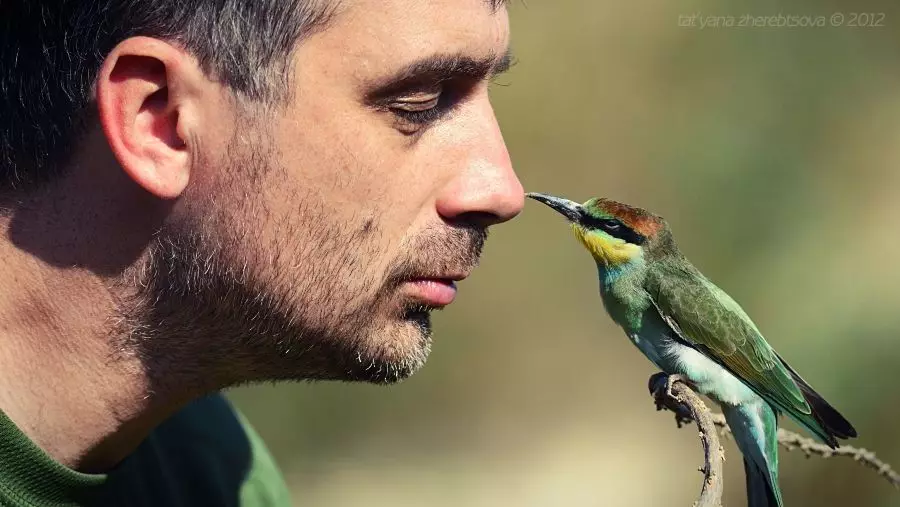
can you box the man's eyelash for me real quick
[383,77,486,129]
[391,103,450,125]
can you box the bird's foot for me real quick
[649,373,694,428]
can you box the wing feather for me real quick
[644,261,810,419]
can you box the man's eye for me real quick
[387,87,454,130]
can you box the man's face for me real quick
[128,0,522,387]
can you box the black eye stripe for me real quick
[579,214,646,245]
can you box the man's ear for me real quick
[96,37,203,199]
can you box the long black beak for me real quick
[525,192,583,223]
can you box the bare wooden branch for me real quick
[649,373,724,507]
[650,372,900,507]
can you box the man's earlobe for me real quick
[96,37,199,199]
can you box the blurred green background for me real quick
[229,0,900,505]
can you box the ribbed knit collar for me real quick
[0,409,107,506]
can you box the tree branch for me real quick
[649,373,900,507]
[649,373,724,507]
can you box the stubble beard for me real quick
[110,126,487,397]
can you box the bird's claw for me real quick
[648,372,669,396]
[665,374,687,399]
[649,373,694,427]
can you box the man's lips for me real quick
[403,276,466,307]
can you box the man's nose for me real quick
[435,103,524,228]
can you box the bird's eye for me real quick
[601,219,622,232]
[582,215,647,245]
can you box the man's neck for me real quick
[0,211,188,474]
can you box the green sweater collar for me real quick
[0,409,107,506]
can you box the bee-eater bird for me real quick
[526,192,857,507]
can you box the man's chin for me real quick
[342,310,434,385]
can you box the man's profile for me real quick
[0,0,522,504]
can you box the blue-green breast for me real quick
[596,258,652,333]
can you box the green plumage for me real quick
[526,191,858,507]
[644,257,821,438]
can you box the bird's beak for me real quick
[525,192,584,223]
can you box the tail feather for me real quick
[745,458,782,507]
[775,352,857,447]
[723,403,783,507]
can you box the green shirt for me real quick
[0,394,291,506]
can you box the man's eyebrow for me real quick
[364,48,515,98]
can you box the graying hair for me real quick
[0,0,333,192]
[0,0,509,193]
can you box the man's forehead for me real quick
[311,0,510,75]
[337,0,508,20]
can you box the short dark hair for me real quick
[0,0,336,192]
[0,0,508,193]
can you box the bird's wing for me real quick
[644,261,811,419]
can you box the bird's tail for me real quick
[775,351,857,448]
[744,457,781,507]
[723,402,784,507]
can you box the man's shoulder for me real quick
[132,393,292,506]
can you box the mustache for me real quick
[384,224,488,289]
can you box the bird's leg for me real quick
[649,372,695,427]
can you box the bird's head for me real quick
[526,192,668,268]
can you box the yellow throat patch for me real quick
[573,224,643,267]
